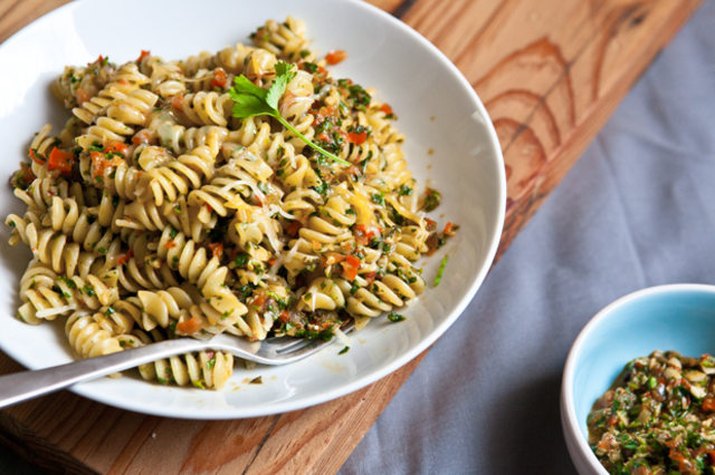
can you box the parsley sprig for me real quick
[229,62,350,166]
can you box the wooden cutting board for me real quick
[0,0,701,473]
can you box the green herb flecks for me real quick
[229,62,349,166]
[387,312,405,323]
[433,255,448,287]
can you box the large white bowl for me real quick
[0,0,506,418]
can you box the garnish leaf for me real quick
[228,63,349,166]
[266,61,297,109]
[230,75,268,101]
[231,93,273,119]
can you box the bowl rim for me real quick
[561,283,715,473]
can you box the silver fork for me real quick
[0,324,352,409]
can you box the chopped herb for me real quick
[312,180,329,196]
[387,312,405,323]
[350,280,361,295]
[346,83,371,109]
[83,284,96,297]
[338,346,350,355]
[433,255,448,286]
[302,62,319,73]
[104,307,115,316]
[169,227,178,239]
[423,188,442,212]
[371,193,385,206]
[192,380,206,389]
[206,356,217,369]
[295,328,334,341]
[233,253,250,267]
[398,184,413,196]
[167,321,177,339]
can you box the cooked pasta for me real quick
[5,16,455,390]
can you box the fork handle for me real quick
[0,338,208,409]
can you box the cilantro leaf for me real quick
[227,64,349,166]
[231,93,273,119]
[230,75,268,101]
[266,61,297,109]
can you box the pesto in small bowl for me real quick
[588,351,715,474]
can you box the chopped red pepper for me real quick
[325,50,347,65]
[176,315,202,335]
[347,131,368,145]
[28,148,45,165]
[47,148,75,176]
[136,50,150,63]
[279,310,290,323]
[211,68,228,88]
[104,141,128,157]
[132,129,155,145]
[379,103,393,115]
[252,292,267,310]
[208,242,223,258]
[354,224,376,246]
[341,255,361,281]
[171,94,184,110]
[703,397,715,412]
[443,221,455,236]
[165,240,176,249]
[90,151,123,180]
[116,250,133,266]
[313,106,336,124]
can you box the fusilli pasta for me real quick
[5,16,455,390]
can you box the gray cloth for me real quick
[1,1,715,474]
[340,0,715,473]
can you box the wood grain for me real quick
[0,0,702,473]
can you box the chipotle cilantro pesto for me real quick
[588,351,715,474]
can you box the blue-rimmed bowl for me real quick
[561,284,715,474]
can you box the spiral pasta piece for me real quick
[173,91,232,127]
[252,17,311,62]
[65,312,133,358]
[142,145,218,205]
[132,328,233,389]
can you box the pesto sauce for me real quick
[588,351,715,474]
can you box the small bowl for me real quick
[561,284,715,474]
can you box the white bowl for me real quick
[0,0,506,418]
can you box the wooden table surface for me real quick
[0,0,702,473]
